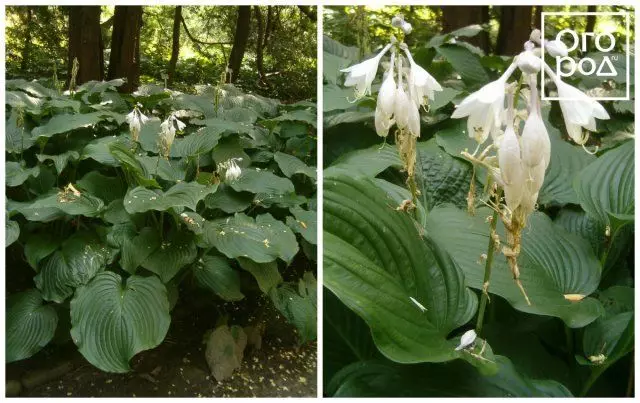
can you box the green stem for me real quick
[580,366,605,397]
[475,206,499,335]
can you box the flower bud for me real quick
[517,50,541,74]
[545,39,569,58]
[455,329,477,351]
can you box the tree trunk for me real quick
[107,6,143,93]
[533,6,543,30]
[297,6,317,21]
[264,6,273,49]
[168,6,182,86]
[441,6,490,53]
[226,6,252,83]
[68,6,104,85]
[255,6,265,80]
[20,7,33,72]
[585,6,598,52]
[496,6,533,56]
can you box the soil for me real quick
[5,276,317,398]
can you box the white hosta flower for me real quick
[545,39,569,57]
[125,108,149,142]
[520,75,550,169]
[401,22,413,35]
[402,44,442,108]
[517,49,541,74]
[158,114,185,158]
[225,160,242,182]
[377,53,396,116]
[555,80,610,145]
[526,158,546,196]
[455,329,477,351]
[341,43,393,100]
[375,105,395,137]
[394,85,413,133]
[452,63,517,144]
[499,121,524,211]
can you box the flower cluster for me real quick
[158,114,186,158]
[217,158,243,182]
[454,30,610,304]
[125,105,149,142]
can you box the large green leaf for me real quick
[204,184,253,213]
[324,175,477,363]
[238,258,283,293]
[27,188,105,218]
[201,213,299,264]
[327,356,572,397]
[274,151,316,179]
[137,156,188,182]
[229,169,295,195]
[325,143,402,178]
[574,140,634,226]
[6,289,58,363]
[81,136,120,166]
[6,109,36,153]
[70,272,170,373]
[269,272,317,343]
[425,205,604,327]
[170,126,222,158]
[123,182,217,214]
[6,161,40,187]
[435,44,489,85]
[193,255,244,301]
[554,207,606,257]
[76,171,126,204]
[286,207,317,244]
[31,111,121,139]
[36,150,80,174]
[109,142,159,188]
[6,219,20,247]
[34,234,110,303]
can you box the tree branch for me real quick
[180,14,231,65]
[297,6,316,21]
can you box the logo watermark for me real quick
[541,11,630,101]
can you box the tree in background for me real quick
[68,6,103,84]
[167,6,182,87]
[441,6,490,53]
[108,6,143,93]
[227,6,252,83]
[496,6,533,55]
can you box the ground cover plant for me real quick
[323,6,634,397]
[5,5,317,397]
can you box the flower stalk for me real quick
[475,194,500,335]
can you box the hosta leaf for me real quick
[193,255,244,301]
[204,184,254,213]
[81,136,120,166]
[120,227,160,274]
[6,90,44,114]
[123,182,217,214]
[137,156,188,182]
[274,151,316,179]
[254,192,307,208]
[416,139,477,210]
[574,140,634,226]
[192,117,257,138]
[286,207,317,244]
[325,143,402,178]
[328,356,572,397]
[36,150,81,174]
[34,235,110,303]
[435,44,489,85]
[6,219,20,247]
[140,232,198,283]
[31,111,121,139]
[170,126,222,158]
[70,272,170,373]
[538,122,595,207]
[237,257,283,293]
[7,193,65,222]
[554,207,606,257]
[109,142,159,188]
[6,289,58,363]
[202,213,299,264]
[229,169,295,195]
[179,211,206,235]
[324,175,477,363]
[6,110,36,154]
[425,205,604,328]
[269,272,317,343]
[76,171,126,204]
[29,188,105,218]
[262,108,317,128]
[6,161,40,187]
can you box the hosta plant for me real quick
[5,77,317,374]
[324,15,633,397]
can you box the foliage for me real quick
[5,78,317,373]
[323,15,634,398]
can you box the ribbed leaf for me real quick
[229,169,295,195]
[193,255,244,301]
[6,161,39,187]
[426,205,604,327]
[325,144,402,178]
[31,111,121,139]
[76,171,126,204]
[28,189,105,218]
[124,182,217,214]
[269,272,317,343]
[36,150,80,174]
[6,219,19,247]
[202,213,299,264]
[34,235,110,303]
[286,207,317,244]
[274,151,316,179]
[324,175,477,363]
[574,140,634,226]
[204,184,253,213]
[170,126,222,158]
[237,257,283,293]
[70,272,170,373]
[6,289,58,363]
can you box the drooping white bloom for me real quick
[125,107,149,142]
[520,75,550,169]
[393,56,420,137]
[158,114,185,158]
[544,39,569,58]
[555,79,610,145]
[455,329,477,351]
[402,44,443,108]
[452,63,517,144]
[375,105,395,137]
[499,103,524,211]
[225,159,242,182]
[377,52,397,116]
[341,43,393,100]
[401,22,413,35]
[517,42,541,74]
